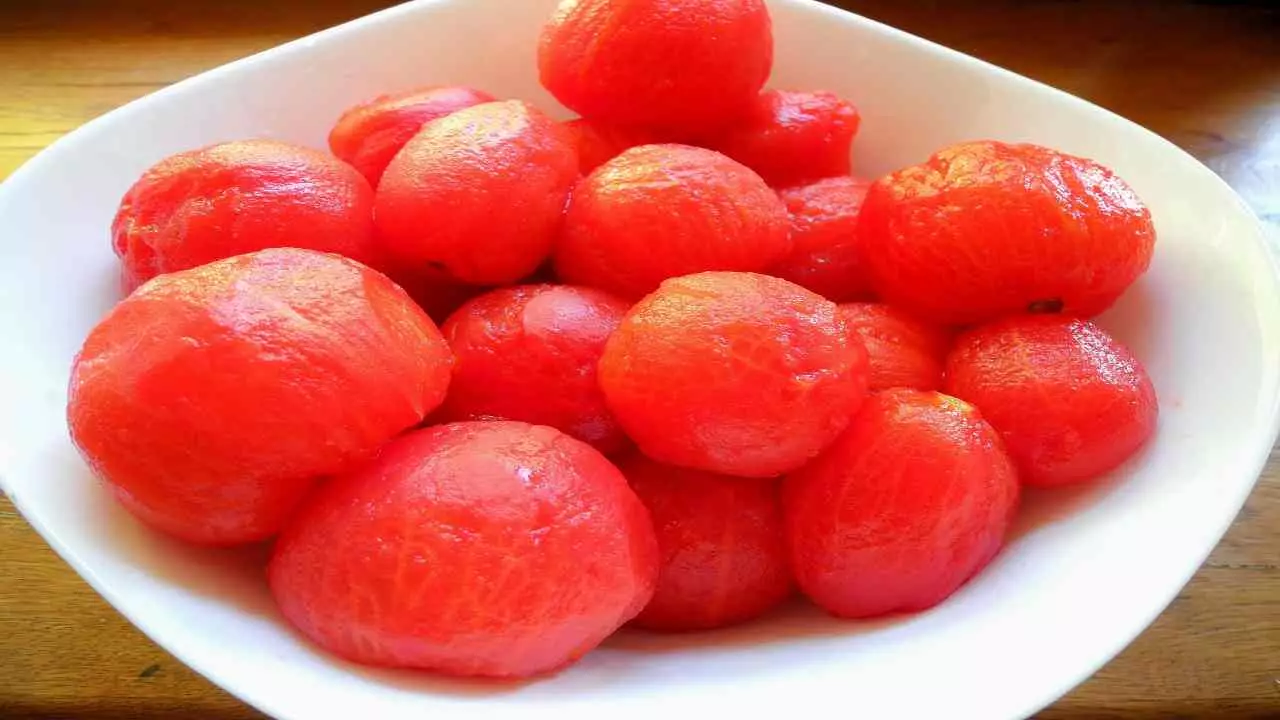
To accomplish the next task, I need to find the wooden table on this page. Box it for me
[2,0,1277,717]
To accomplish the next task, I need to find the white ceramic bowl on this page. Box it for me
[2,1,1278,718]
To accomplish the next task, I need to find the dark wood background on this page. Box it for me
[1,1,1277,717]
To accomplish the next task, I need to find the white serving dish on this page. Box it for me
[1,0,1277,718]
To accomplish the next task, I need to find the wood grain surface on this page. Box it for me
[2,0,1278,718]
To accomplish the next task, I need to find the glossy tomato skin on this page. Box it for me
[839,303,952,391]
[66,248,453,546]
[439,284,631,453]
[538,0,773,134]
[555,144,790,300]
[268,421,660,678]
[858,140,1156,325]
[562,118,665,175]
[375,100,579,286]
[112,140,379,291]
[328,85,495,185]
[384,264,485,326]
[944,315,1158,487]
[770,176,873,302]
[784,389,1020,618]
[599,271,870,478]
[622,455,793,632]
[707,90,861,188]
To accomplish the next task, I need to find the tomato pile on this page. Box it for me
[66,0,1158,680]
